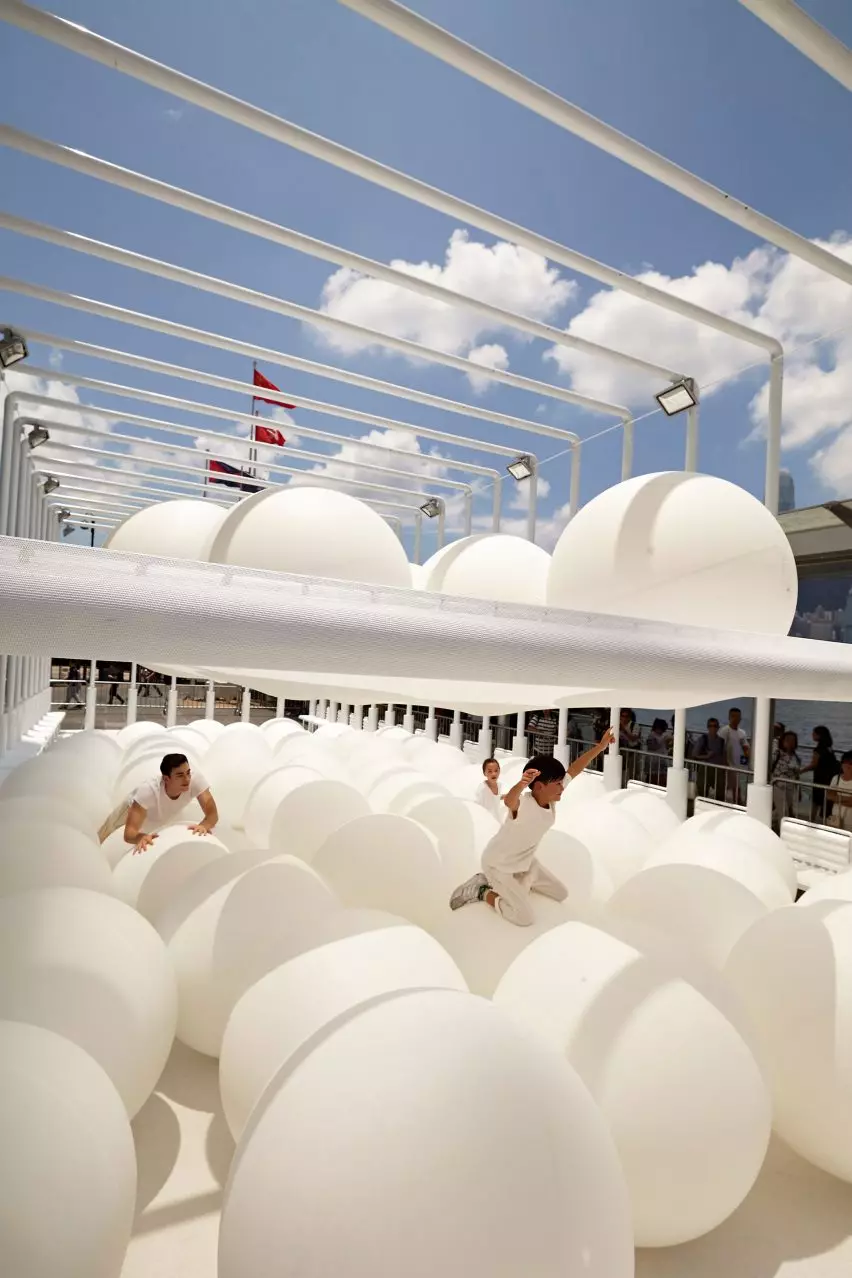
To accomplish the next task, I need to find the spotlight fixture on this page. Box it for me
[61,523,77,538]
[27,425,50,450]
[0,327,28,369]
[507,454,534,482]
[42,476,60,495]
[56,508,71,522]
[419,497,442,519]
[655,378,698,417]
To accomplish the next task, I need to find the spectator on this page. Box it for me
[801,725,838,824]
[527,708,558,756]
[692,717,727,799]
[718,707,750,803]
[106,663,125,707]
[644,718,671,785]
[66,661,83,705]
[828,752,852,832]
[619,708,640,751]
[771,730,801,825]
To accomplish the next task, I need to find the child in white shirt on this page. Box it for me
[475,757,504,822]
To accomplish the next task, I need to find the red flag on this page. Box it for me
[208,458,261,493]
[252,366,295,409]
[254,422,286,447]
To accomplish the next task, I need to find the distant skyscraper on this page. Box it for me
[779,470,796,514]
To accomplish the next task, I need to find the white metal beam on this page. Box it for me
[738,0,852,91]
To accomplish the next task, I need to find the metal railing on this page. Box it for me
[49,679,306,729]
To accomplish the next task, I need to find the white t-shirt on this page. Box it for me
[481,790,555,875]
[475,780,504,822]
[831,775,852,832]
[718,724,749,768]
[131,771,210,833]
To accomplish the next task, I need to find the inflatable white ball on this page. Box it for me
[547,471,797,633]
[797,869,852,907]
[0,819,113,898]
[725,901,852,1182]
[115,719,169,750]
[424,533,551,605]
[219,990,634,1278]
[168,855,338,1057]
[554,798,651,888]
[407,795,498,889]
[0,757,109,829]
[151,847,280,941]
[200,729,273,826]
[495,921,771,1246]
[104,496,229,560]
[166,727,211,757]
[51,729,122,769]
[0,887,177,1116]
[111,824,230,919]
[259,717,304,745]
[245,770,370,861]
[207,485,413,587]
[559,767,607,808]
[685,810,797,895]
[220,915,467,1140]
[185,717,226,742]
[647,829,792,908]
[0,794,98,840]
[369,768,450,817]
[608,862,770,969]
[427,894,571,996]
[0,1020,136,1278]
[537,828,615,907]
[312,814,445,930]
[604,786,682,841]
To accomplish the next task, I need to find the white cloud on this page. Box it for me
[466,343,509,394]
[317,228,575,361]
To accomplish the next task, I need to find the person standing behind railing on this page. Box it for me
[771,731,802,827]
[800,725,838,825]
[718,707,750,805]
[691,717,727,799]
[527,708,558,757]
[66,662,83,705]
[644,718,671,786]
[828,753,852,832]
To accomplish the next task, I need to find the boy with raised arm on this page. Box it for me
[450,731,614,926]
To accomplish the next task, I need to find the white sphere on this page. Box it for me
[560,768,607,808]
[647,828,792,908]
[104,497,228,560]
[219,989,634,1278]
[797,869,852,907]
[608,862,770,969]
[312,814,446,930]
[259,717,304,745]
[495,921,771,1245]
[0,793,98,840]
[0,752,110,824]
[166,727,211,757]
[168,855,338,1057]
[537,828,615,907]
[185,717,226,742]
[220,914,467,1140]
[201,730,273,826]
[604,787,682,842]
[0,888,177,1116]
[427,895,571,996]
[407,795,499,890]
[207,485,413,587]
[271,733,322,765]
[151,847,281,941]
[554,798,651,888]
[0,1020,136,1278]
[246,769,370,862]
[369,768,450,816]
[0,819,113,898]
[119,735,173,767]
[115,720,169,750]
[725,902,852,1181]
[547,471,797,634]
[415,742,466,778]
[424,533,551,605]
[111,823,230,919]
[51,730,122,770]
[442,761,490,801]
[684,810,797,895]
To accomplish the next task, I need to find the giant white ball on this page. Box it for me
[111,823,230,920]
[207,485,412,587]
[407,795,499,890]
[725,901,852,1182]
[0,887,177,1116]
[168,855,338,1057]
[219,989,634,1278]
[427,895,571,996]
[0,819,113,898]
[554,798,651,888]
[245,769,370,861]
[685,810,797,895]
[604,786,682,842]
[219,914,467,1140]
[547,471,797,633]
[200,728,273,827]
[495,920,771,1246]
[0,1020,136,1278]
[104,497,229,561]
[647,828,792,908]
[0,756,109,829]
[0,794,97,840]
[424,533,551,605]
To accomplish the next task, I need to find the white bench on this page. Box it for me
[780,817,852,880]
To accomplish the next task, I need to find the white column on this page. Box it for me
[554,707,569,767]
[205,680,216,719]
[84,659,98,730]
[126,661,138,725]
[449,708,463,750]
[603,704,623,792]
[746,697,773,824]
[425,706,437,741]
[512,712,528,755]
[351,703,364,730]
[241,686,252,722]
[666,706,689,819]
[479,714,493,758]
[276,695,286,718]
[382,704,394,728]
[167,676,178,727]
[366,705,379,732]
[327,701,338,723]
[403,703,415,733]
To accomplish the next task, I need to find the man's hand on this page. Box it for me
[521,767,541,787]
[133,833,158,856]
[188,823,213,836]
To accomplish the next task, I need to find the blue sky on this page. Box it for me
[1,0,851,551]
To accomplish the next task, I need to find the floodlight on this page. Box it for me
[27,425,50,449]
[42,476,60,495]
[507,454,534,481]
[420,497,442,519]
[0,327,28,368]
[655,379,697,416]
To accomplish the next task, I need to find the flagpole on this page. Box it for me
[250,358,257,478]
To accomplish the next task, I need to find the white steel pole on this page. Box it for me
[127,661,138,725]
[167,675,178,727]
[738,0,852,92]
[84,658,97,730]
[205,679,216,720]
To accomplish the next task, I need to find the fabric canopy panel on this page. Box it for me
[2,537,852,705]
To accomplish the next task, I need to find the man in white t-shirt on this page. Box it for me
[450,730,614,926]
[98,753,218,853]
[829,752,852,833]
[718,706,750,802]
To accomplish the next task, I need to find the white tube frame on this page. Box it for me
[738,0,852,91]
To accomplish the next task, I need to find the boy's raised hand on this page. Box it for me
[521,767,541,786]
